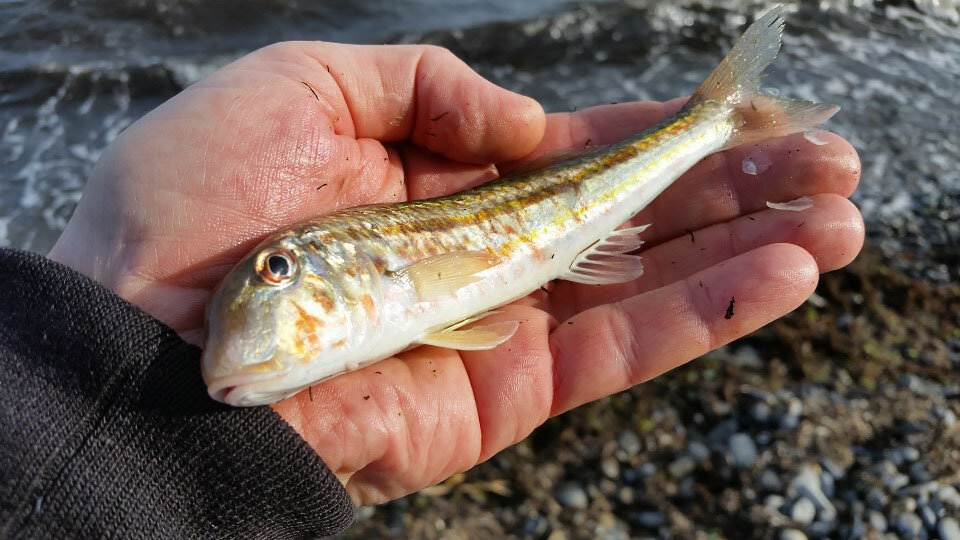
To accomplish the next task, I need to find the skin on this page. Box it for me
[48,42,864,506]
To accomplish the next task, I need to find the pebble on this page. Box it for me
[895,513,923,537]
[688,440,710,462]
[668,456,696,478]
[819,472,834,498]
[355,506,376,521]
[883,471,910,492]
[909,462,931,483]
[902,447,921,462]
[761,469,783,492]
[848,514,866,539]
[779,528,808,540]
[940,485,960,508]
[730,433,758,468]
[617,486,635,505]
[868,510,888,532]
[789,467,837,522]
[677,476,696,499]
[751,402,772,424]
[766,494,786,511]
[939,518,960,540]
[867,488,889,510]
[944,409,957,427]
[791,497,816,525]
[601,457,620,479]
[556,483,589,509]
[919,504,936,530]
[781,398,804,429]
[638,463,657,477]
[633,511,666,528]
[821,458,846,479]
[806,521,832,538]
[732,345,763,368]
[617,430,641,457]
[708,419,738,445]
[522,514,549,537]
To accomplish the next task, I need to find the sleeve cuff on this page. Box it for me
[0,248,354,538]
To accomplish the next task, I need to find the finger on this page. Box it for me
[398,144,500,200]
[457,306,557,462]
[549,194,864,317]
[499,99,688,173]
[634,130,861,246]
[548,243,818,415]
[247,42,546,164]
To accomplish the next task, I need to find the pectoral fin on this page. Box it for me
[560,224,650,285]
[418,317,519,351]
[395,251,501,302]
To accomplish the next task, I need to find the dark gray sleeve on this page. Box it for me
[0,249,354,539]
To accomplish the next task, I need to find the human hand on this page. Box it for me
[49,42,863,506]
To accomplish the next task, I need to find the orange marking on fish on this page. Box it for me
[360,294,376,318]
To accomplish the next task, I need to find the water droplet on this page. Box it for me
[742,158,758,175]
[803,129,829,146]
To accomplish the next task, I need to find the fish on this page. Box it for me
[201,5,839,406]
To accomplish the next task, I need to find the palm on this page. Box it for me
[50,42,863,506]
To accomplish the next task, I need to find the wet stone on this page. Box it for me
[819,472,834,498]
[821,458,846,480]
[760,469,783,492]
[895,513,923,537]
[884,472,910,492]
[766,494,787,511]
[779,528,808,540]
[730,433,758,468]
[909,462,931,484]
[791,497,816,525]
[617,430,641,457]
[556,482,589,509]
[632,511,665,529]
[806,521,832,538]
[668,456,696,478]
[919,504,937,530]
[688,440,710,462]
[867,487,889,510]
[677,476,696,499]
[522,514,549,537]
[638,463,657,477]
[939,485,960,508]
[708,419,738,445]
[600,457,620,479]
[751,402,772,424]
[868,510,888,532]
[939,518,960,540]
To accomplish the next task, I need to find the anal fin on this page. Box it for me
[561,224,650,285]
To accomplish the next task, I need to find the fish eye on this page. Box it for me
[256,248,297,285]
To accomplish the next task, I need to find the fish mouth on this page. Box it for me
[206,370,297,407]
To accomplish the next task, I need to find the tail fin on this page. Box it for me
[688,5,839,147]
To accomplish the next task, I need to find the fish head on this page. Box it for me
[201,234,360,406]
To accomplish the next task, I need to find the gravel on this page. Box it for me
[790,497,816,525]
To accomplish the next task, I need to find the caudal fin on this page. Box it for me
[688,5,839,147]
